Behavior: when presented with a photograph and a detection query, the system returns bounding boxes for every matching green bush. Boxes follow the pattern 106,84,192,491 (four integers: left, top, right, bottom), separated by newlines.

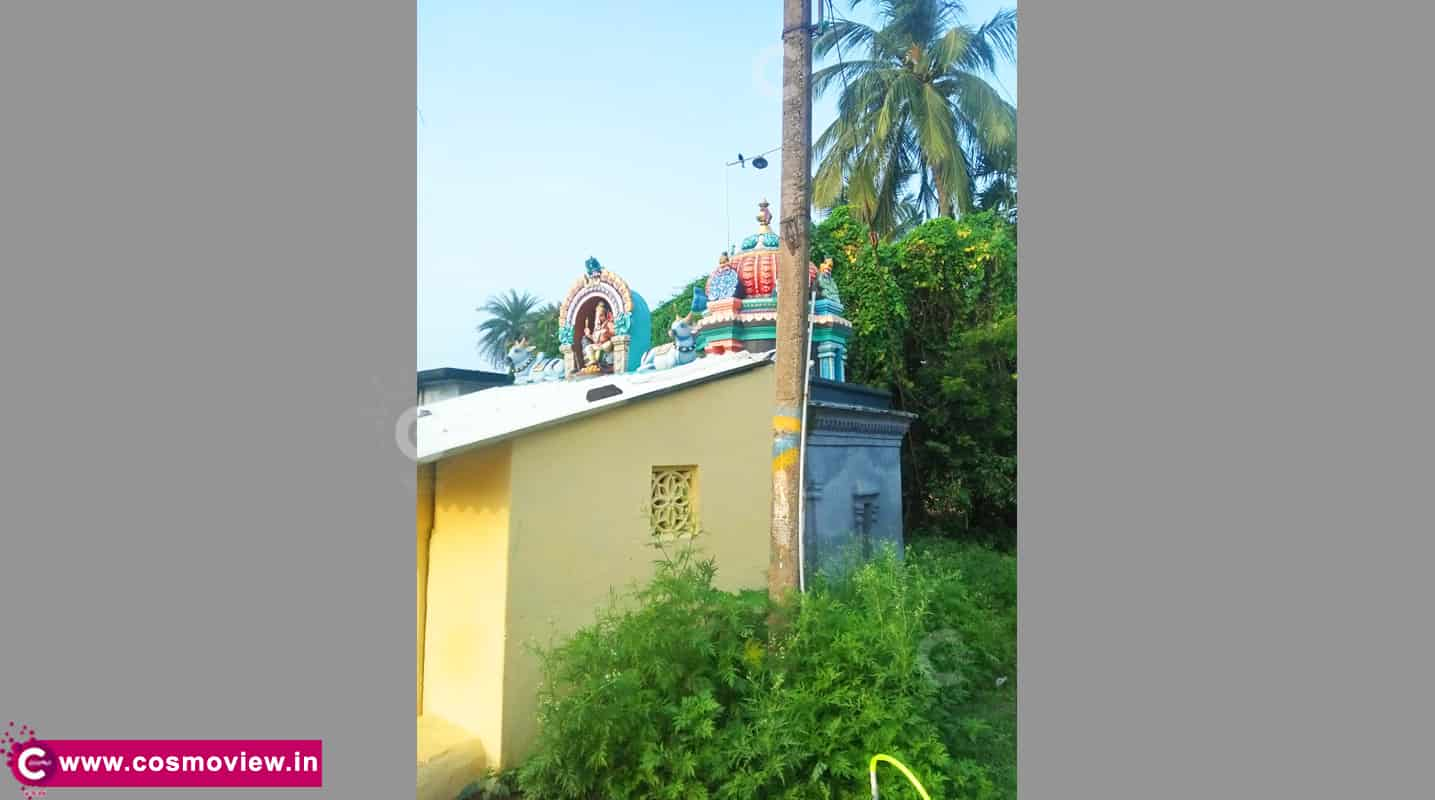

457,768,520,800
517,545,766,800
529,305,561,360
812,208,1017,546
908,539,1017,800
515,539,1016,800
648,275,708,349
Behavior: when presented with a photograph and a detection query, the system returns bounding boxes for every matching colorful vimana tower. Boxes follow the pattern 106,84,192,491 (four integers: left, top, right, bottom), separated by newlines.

556,256,651,376
693,200,853,381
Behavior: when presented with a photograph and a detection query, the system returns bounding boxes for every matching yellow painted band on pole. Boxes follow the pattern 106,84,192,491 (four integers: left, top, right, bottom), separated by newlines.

868,754,932,800
772,415,802,433
771,448,799,473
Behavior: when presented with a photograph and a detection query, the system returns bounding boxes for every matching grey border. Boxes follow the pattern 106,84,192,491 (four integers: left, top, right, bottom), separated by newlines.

1022,1,1434,797
0,3,414,798
6,1,1435,799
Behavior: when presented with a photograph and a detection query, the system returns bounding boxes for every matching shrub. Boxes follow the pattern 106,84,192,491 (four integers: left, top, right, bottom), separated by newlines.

718,552,960,800
456,768,520,800
515,539,1015,800
518,545,768,799
812,208,1017,545
648,275,708,349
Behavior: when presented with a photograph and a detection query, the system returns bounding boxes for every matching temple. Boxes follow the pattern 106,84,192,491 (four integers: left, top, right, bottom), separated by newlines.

414,201,912,798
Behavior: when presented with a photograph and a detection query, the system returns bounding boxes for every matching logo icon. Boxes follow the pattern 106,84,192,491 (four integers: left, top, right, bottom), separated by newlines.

14,745,54,783
4,723,51,799
751,42,782,101
916,628,971,690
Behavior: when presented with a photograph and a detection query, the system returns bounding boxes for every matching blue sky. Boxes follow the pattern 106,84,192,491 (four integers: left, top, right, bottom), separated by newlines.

418,0,1017,371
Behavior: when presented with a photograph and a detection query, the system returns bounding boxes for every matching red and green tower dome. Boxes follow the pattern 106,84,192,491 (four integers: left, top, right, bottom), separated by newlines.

692,200,851,381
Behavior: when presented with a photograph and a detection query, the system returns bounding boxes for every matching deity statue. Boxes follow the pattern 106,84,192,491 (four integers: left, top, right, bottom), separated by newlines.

506,337,565,384
580,300,617,373
557,256,650,376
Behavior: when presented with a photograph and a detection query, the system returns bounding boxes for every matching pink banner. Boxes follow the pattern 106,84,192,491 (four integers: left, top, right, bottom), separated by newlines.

7,739,322,788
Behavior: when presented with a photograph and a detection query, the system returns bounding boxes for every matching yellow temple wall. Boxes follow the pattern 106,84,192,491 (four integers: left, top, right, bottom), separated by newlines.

502,365,774,764
416,363,776,789
419,441,513,786
417,462,434,715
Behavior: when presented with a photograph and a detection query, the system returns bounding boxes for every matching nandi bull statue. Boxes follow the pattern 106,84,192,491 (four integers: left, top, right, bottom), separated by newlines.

505,337,565,384
637,285,706,373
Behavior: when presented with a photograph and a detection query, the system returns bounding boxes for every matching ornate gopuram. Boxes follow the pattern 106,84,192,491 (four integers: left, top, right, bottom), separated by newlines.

692,200,853,381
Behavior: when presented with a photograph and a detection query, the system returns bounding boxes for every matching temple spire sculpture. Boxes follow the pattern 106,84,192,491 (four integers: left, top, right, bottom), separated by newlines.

689,201,852,381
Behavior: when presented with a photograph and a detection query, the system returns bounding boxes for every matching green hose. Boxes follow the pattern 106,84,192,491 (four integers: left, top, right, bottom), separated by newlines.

868,754,932,800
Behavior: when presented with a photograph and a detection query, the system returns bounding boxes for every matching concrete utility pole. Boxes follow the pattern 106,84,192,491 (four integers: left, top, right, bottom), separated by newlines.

769,0,812,604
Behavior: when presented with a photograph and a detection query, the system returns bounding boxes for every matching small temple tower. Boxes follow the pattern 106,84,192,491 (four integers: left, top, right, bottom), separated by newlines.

557,257,651,376
693,200,853,380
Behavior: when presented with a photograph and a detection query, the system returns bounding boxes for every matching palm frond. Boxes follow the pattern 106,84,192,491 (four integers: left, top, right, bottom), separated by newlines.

815,18,877,61
946,71,1015,153
813,59,885,99
975,8,1017,67
975,175,1016,213
913,81,959,166
931,25,976,76
475,289,543,368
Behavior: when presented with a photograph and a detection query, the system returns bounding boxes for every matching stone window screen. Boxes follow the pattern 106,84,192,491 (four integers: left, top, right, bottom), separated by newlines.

650,466,698,540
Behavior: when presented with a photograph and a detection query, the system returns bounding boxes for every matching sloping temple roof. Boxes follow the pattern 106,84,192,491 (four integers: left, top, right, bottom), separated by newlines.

415,350,775,464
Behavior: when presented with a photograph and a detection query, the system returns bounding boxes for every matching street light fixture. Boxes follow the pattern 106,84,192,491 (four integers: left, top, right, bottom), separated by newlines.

725,146,780,252
727,147,778,169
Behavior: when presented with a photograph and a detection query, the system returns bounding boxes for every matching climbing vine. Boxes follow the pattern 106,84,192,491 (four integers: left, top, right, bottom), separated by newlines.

813,207,1017,544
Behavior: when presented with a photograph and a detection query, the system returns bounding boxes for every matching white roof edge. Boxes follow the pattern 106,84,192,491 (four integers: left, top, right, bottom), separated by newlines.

415,350,775,464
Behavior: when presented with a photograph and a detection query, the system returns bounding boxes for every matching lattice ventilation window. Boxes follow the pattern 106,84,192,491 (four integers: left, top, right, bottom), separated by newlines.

650,466,698,541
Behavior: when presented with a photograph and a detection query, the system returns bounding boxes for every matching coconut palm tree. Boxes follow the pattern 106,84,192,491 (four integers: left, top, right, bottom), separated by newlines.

827,169,930,241
973,146,1016,220
476,290,543,370
813,0,1016,238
